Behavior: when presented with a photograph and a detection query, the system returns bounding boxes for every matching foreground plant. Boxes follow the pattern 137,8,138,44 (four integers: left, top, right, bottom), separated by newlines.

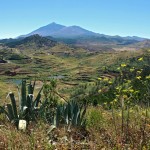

49,100,87,129
0,80,43,130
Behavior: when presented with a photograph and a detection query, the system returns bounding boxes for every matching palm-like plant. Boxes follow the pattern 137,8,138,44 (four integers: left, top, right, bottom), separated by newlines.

0,80,43,129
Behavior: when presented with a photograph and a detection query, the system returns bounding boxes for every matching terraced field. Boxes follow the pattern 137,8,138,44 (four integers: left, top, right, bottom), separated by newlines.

0,43,147,102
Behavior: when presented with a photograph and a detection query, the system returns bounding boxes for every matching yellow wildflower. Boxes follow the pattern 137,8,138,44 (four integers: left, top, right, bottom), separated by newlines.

116,87,119,90
116,94,120,97
130,68,135,72
110,101,113,105
137,70,142,74
122,89,127,93
121,64,127,67
98,77,102,80
138,57,143,61
129,109,133,113
129,89,134,93
108,81,113,84
113,99,117,103
134,90,139,94
103,77,109,82
136,76,141,80
118,112,122,117
98,89,102,93
146,75,150,80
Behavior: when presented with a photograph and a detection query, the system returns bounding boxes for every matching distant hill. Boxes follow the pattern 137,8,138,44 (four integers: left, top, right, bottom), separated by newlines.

0,37,24,44
19,22,98,38
1,22,149,51
19,22,147,41
1,34,150,52
51,35,139,45
6,34,57,49
128,39,150,49
122,36,147,42
51,25,98,38
20,22,65,37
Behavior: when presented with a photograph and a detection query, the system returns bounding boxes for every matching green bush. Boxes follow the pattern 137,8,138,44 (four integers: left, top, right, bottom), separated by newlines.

86,108,105,130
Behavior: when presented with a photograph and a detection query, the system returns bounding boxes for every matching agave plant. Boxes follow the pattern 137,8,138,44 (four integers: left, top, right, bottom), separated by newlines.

52,100,87,128
0,80,43,129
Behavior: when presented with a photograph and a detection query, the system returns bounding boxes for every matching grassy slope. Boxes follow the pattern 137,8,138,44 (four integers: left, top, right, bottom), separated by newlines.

0,45,150,149
0,45,147,100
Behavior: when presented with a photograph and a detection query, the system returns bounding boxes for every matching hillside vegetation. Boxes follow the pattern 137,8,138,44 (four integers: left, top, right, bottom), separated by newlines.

0,34,150,149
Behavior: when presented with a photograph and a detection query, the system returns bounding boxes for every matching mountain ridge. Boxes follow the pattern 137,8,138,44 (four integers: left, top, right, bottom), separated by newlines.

18,22,147,41
1,22,149,51
6,34,57,49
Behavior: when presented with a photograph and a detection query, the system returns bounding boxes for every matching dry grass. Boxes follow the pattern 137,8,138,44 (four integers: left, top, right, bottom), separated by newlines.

0,106,150,149
0,120,53,150
0,81,18,103
86,106,150,149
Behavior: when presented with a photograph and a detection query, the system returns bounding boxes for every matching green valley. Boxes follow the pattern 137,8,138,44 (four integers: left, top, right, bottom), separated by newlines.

0,30,150,149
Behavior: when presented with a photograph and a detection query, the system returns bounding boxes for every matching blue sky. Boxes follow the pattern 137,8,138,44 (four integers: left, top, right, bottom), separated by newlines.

0,0,150,39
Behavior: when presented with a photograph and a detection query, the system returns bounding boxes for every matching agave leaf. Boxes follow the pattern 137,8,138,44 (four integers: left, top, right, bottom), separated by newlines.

80,106,86,123
21,80,27,111
71,103,78,126
53,116,57,127
28,80,36,94
33,86,43,107
28,83,33,95
81,118,86,127
47,125,56,134
26,94,33,109
26,94,35,121
9,92,18,119
17,86,21,111
19,106,29,121
77,111,81,126
7,104,15,121
64,105,69,124
0,106,9,116
56,105,62,127
68,102,72,120
38,98,48,118
32,79,36,93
